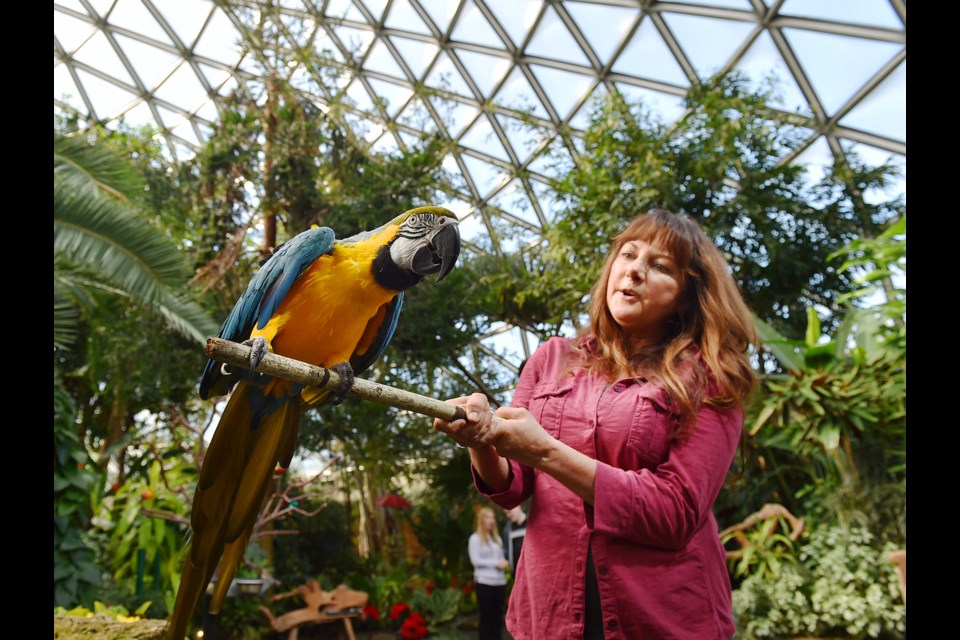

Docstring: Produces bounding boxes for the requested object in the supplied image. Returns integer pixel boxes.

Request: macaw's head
[380,206,461,289]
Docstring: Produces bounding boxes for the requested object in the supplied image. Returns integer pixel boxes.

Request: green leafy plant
[732,524,905,639]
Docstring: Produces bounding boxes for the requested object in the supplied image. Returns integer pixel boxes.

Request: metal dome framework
[54,0,906,378]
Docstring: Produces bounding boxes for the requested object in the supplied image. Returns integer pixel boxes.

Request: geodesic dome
[54,0,906,373]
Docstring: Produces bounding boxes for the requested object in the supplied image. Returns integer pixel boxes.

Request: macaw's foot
[241,336,270,378]
[327,362,355,405]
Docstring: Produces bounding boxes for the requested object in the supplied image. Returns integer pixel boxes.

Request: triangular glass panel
[451,0,506,48]
[363,38,407,80]
[56,0,86,12]
[398,129,425,149]
[278,13,316,49]
[170,119,202,148]
[462,153,510,198]
[53,63,85,112]
[154,0,212,48]
[495,114,551,165]
[156,104,187,130]
[358,0,389,22]
[54,11,97,53]
[782,28,902,116]
[313,28,347,64]
[344,78,377,113]
[791,136,835,187]
[423,50,475,99]
[385,0,434,36]
[418,0,462,34]
[87,0,116,17]
[482,0,543,48]
[526,135,573,180]
[366,77,415,117]
[526,5,590,67]
[397,97,440,133]
[115,101,156,130]
[569,83,610,132]
[565,1,640,66]
[197,62,233,92]
[733,30,811,116]
[459,114,511,162]
[780,0,903,30]
[326,0,366,22]
[331,25,376,59]
[370,131,401,155]
[194,99,220,123]
[115,34,182,90]
[529,176,566,223]
[154,62,209,110]
[75,69,138,119]
[528,64,595,122]
[171,139,197,163]
[838,61,905,144]
[493,67,549,119]
[668,0,753,9]
[661,11,756,80]
[194,7,243,66]
[613,83,687,127]
[287,62,317,94]
[106,0,173,46]
[73,31,135,87]
[455,209,489,245]
[390,36,440,80]
[427,95,480,138]
[837,141,905,205]
[488,179,541,227]
[454,49,512,99]
[611,17,688,87]
[343,112,385,143]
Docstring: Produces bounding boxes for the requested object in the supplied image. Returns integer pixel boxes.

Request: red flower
[449,576,460,588]
[362,603,380,622]
[461,581,474,595]
[400,612,428,639]
[389,602,410,621]
[273,467,287,475]
[424,579,435,595]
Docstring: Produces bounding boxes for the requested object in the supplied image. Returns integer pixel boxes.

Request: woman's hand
[488,407,557,468]
[433,392,497,448]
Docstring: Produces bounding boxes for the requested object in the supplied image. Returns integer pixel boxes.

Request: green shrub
[733,524,905,639]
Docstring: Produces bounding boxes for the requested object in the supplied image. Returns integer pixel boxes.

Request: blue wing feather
[199,227,337,399]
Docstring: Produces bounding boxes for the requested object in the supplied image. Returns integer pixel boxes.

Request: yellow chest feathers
[250,235,397,366]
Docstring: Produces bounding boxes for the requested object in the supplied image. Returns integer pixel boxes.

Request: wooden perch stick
[205,337,467,423]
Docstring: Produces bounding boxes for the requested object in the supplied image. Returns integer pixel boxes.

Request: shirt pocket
[526,377,575,439]
[626,385,678,468]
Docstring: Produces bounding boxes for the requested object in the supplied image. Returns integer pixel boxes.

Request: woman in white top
[468,506,508,640]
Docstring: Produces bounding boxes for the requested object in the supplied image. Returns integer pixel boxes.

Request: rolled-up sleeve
[586,403,742,549]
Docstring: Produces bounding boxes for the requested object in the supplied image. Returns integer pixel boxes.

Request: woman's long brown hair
[570,209,759,433]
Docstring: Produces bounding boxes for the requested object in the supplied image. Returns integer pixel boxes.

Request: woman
[435,209,758,639]
[468,506,508,640]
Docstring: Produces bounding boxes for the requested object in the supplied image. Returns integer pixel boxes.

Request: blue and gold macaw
[166,206,460,640]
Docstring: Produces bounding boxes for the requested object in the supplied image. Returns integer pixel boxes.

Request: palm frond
[54,132,145,205]
[156,290,222,345]
[54,180,190,302]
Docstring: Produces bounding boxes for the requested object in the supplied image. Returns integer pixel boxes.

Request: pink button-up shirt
[475,337,739,640]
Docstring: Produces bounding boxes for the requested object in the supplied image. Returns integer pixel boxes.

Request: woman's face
[481,511,496,531]
[605,239,684,344]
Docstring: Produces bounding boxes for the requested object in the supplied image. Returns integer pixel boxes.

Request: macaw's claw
[241,336,270,379]
[328,362,355,405]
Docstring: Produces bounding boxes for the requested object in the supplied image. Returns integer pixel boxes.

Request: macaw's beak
[412,219,461,281]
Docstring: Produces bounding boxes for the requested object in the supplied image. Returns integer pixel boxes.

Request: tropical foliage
[52,9,905,639]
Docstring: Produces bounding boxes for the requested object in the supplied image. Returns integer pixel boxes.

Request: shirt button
[612,384,624,392]
[607,619,618,629]
[574,613,582,622]
[598,567,609,576]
